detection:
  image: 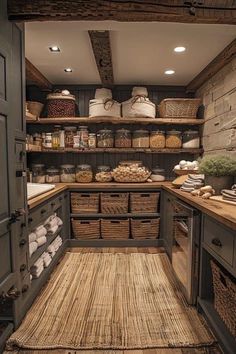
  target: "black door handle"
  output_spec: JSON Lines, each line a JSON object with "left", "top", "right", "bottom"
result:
{"left": 211, "top": 238, "right": 222, "bottom": 247}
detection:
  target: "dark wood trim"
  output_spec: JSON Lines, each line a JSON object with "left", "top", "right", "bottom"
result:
{"left": 8, "top": 0, "right": 236, "bottom": 24}
{"left": 26, "top": 58, "right": 52, "bottom": 90}
{"left": 187, "top": 38, "right": 236, "bottom": 92}
{"left": 88, "top": 30, "right": 113, "bottom": 86}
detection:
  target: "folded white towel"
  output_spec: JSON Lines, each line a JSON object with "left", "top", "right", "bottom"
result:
{"left": 56, "top": 216, "right": 63, "bottom": 226}
{"left": 35, "top": 226, "right": 47, "bottom": 239}
{"left": 36, "top": 236, "right": 47, "bottom": 247}
{"left": 29, "top": 242, "right": 38, "bottom": 257}
{"left": 31, "top": 267, "right": 44, "bottom": 278}
{"left": 45, "top": 217, "right": 58, "bottom": 230}
{"left": 47, "top": 244, "right": 55, "bottom": 253}
{"left": 47, "top": 225, "right": 58, "bottom": 236}
{"left": 31, "top": 258, "right": 44, "bottom": 269}
{"left": 29, "top": 232, "right": 37, "bottom": 243}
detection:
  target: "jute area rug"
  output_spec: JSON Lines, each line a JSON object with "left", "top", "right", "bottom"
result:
{"left": 7, "top": 252, "right": 215, "bottom": 351}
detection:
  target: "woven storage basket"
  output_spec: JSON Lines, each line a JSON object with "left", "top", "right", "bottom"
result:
{"left": 46, "top": 92, "right": 76, "bottom": 118}
{"left": 71, "top": 193, "right": 99, "bottom": 214}
{"left": 71, "top": 219, "right": 100, "bottom": 239}
{"left": 26, "top": 101, "right": 44, "bottom": 118}
{"left": 131, "top": 218, "right": 160, "bottom": 239}
{"left": 130, "top": 192, "right": 159, "bottom": 214}
{"left": 101, "top": 193, "right": 129, "bottom": 214}
{"left": 101, "top": 219, "right": 129, "bottom": 239}
{"left": 211, "top": 260, "right": 236, "bottom": 337}
{"left": 158, "top": 98, "right": 201, "bottom": 118}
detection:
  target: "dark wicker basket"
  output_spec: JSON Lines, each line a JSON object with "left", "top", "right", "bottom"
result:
{"left": 101, "top": 193, "right": 129, "bottom": 214}
{"left": 130, "top": 192, "right": 159, "bottom": 214}
{"left": 46, "top": 92, "right": 76, "bottom": 118}
{"left": 101, "top": 219, "right": 129, "bottom": 239}
{"left": 71, "top": 193, "right": 99, "bottom": 214}
{"left": 131, "top": 218, "right": 160, "bottom": 239}
{"left": 71, "top": 219, "right": 100, "bottom": 239}
{"left": 211, "top": 260, "right": 236, "bottom": 337}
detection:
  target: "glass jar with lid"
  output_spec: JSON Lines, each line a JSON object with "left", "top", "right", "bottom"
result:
{"left": 182, "top": 130, "right": 200, "bottom": 148}
{"left": 166, "top": 130, "right": 182, "bottom": 148}
{"left": 64, "top": 126, "right": 77, "bottom": 148}
{"left": 115, "top": 129, "right": 132, "bottom": 148}
{"left": 76, "top": 164, "right": 93, "bottom": 183}
{"left": 97, "top": 129, "right": 114, "bottom": 148}
{"left": 32, "top": 164, "right": 46, "bottom": 183}
{"left": 132, "top": 129, "right": 149, "bottom": 148}
{"left": 60, "top": 164, "right": 76, "bottom": 183}
{"left": 150, "top": 130, "right": 165, "bottom": 148}
{"left": 150, "top": 166, "right": 166, "bottom": 182}
{"left": 88, "top": 133, "right": 97, "bottom": 148}
{"left": 44, "top": 133, "right": 52, "bottom": 149}
{"left": 52, "top": 125, "right": 61, "bottom": 149}
{"left": 33, "top": 133, "right": 42, "bottom": 147}
{"left": 46, "top": 167, "right": 60, "bottom": 183}
{"left": 95, "top": 165, "right": 113, "bottom": 182}
{"left": 78, "top": 126, "right": 89, "bottom": 148}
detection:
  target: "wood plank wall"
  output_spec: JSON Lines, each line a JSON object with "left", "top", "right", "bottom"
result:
{"left": 26, "top": 84, "right": 199, "bottom": 180}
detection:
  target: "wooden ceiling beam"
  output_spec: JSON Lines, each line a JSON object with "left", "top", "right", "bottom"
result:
{"left": 25, "top": 58, "right": 52, "bottom": 90}
{"left": 8, "top": 1, "right": 236, "bottom": 24}
{"left": 88, "top": 30, "right": 114, "bottom": 86}
{"left": 186, "top": 38, "right": 236, "bottom": 92}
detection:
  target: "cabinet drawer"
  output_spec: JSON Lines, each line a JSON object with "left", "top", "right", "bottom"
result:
{"left": 49, "top": 194, "right": 63, "bottom": 213}
{"left": 203, "top": 216, "right": 234, "bottom": 266}
{"left": 28, "top": 204, "right": 50, "bottom": 230}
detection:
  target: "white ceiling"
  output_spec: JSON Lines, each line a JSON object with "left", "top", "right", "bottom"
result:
{"left": 25, "top": 21, "right": 236, "bottom": 86}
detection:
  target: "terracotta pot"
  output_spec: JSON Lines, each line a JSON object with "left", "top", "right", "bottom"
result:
{"left": 205, "top": 175, "right": 234, "bottom": 195}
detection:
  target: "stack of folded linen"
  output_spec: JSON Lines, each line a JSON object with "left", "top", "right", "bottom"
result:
{"left": 221, "top": 184, "right": 236, "bottom": 202}
{"left": 35, "top": 225, "right": 47, "bottom": 248}
{"left": 30, "top": 257, "right": 44, "bottom": 279}
{"left": 41, "top": 252, "right": 52, "bottom": 268}
{"left": 29, "top": 232, "right": 37, "bottom": 257}
{"left": 44, "top": 214, "right": 63, "bottom": 236}
{"left": 180, "top": 174, "right": 205, "bottom": 193}
{"left": 47, "top": 236, "right": 63, "bottom": 258}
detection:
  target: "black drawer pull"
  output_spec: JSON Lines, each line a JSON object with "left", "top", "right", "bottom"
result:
{"left": 19, "top": 239, "right": 27, "bottom": 247}
{"left": 22, "top": 285, "right": 29, "bottom": 294}
{"left": 20, "top": 264, "right": 27, "bottom": 272}
{"left": 28, "top": 217, "right": 33, "bottom": 223}
{"left": 41, "top": 209, "right": 47, "bottom": 214}
{"left": 211, "top": 238, "right": 222, "bottom": 247}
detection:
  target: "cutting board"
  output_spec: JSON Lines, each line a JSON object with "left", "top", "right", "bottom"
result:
{"left": 210, "top": 195, "right": 236, "bottom": 206}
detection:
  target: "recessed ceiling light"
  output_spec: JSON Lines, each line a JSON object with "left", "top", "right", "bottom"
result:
{"left": 174, "top": 46, "right": 186, "bottom": 53}
{"left": 64, "top": 68, "right": 73, "bottom": 73}
{"left": 49, "top": 46, "right": 60, "bottom": 52}
{"left": 165, "top": 69, "right": 175, "bottom": 75}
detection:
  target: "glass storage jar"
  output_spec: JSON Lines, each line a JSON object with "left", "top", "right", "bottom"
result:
{"left": 88, "top": 133, "right": 97, "bottom": 148}
{"left": 44, "top": 133, "right": 52, "bottom": 149}
{"left": 78, "top": 126, "right": 89, "bottom": 148}
{"left": 166, "top": 130, "right": 182, "bottom": 148}
{"left": 64, "top": 126, "right": 77, "bottom": 148}
{"left": 182, "top": 130, "right": 200, "bottom": 148}
{"left": 60, "top": 164, "right": 76, "bottom": 183}
{"left": 97, "top": 129, "right": 114, "bottom": 148}
{"left": 32, "top": 164, "right": 46, "bottom": 183}
{"left": 46, "top": 167, "right": 60, "bottom": 183}
{"left": 132, "top": 129, "right": 149, "bottom": 148}
{"left": 95, "top": 165, "right": 112, "bottom": 182}
{"left": 115, "top": 129, "right": 132, "bottom": 148}
{"left": 150, "top": 166, "right": 166, "bottom": 182}
{"left": 33, "top": 133, "right": 42, "bottom": 147}
{"left": 76, "top": 164, "right": 93, "bottom": 183}
{"left": 150, "top": 130, "right": 165, "bottom": 148}
{"left": 52, "top": 125, "right": 61, "bottom": 149}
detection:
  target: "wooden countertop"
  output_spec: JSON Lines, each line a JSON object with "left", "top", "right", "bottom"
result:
{"left": 27, "top": 182, "right": 236, "bottom": 231}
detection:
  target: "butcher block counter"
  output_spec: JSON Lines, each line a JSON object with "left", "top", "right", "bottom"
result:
{"left": 27, "top": 182, "right": 236, "bottom": 231}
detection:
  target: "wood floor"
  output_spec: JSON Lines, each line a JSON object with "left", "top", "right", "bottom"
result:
{"left": 5, "top": 247, "right": 221, "bottom": 354}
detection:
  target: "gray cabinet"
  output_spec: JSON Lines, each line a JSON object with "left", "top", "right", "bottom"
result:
{"left": 160, "top": 190, "right": 174, "bottom": 259}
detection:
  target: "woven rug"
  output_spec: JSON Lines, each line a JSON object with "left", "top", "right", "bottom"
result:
{"left": 7, "top": 253, "right": 215, "bottom": 351}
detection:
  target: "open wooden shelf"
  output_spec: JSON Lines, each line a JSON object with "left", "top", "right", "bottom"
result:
{"left": 26, "top": 147, "right": 203, "bottom": 154}
{"left": 26, "top": 116, "right": 204, "bottom": 125}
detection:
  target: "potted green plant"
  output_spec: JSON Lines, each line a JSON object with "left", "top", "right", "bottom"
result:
{"left": 199, "top": 155, "right": 236, "bottom": 195}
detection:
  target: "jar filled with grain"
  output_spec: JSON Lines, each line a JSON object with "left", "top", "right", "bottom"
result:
{"left": 64, "top": 126, "right": 77, "bottom": 148}
{"left": 166, "top": 130, "right": 182, "bottom": 148}
{"left": 150, "top": 130, "right": 165, "bottom": 148}
{"left": 95, "top": 165, "right": 113, "bottom": 182}
{"left": 97, "top": 129, "right": 114, "bottom": 148}
{"left": 76, "top": 164, "right": 93, "bottom": 183}
{"left": 132, "top": 129, "right": 149, "bottom": 148}
{"left": 32, "top": 164, "right": 46, "bottom": 183}
{"left": 46, "top": 167, "right": 60, "bottom": 183}
{"left": 60, "top": 164, "right": 76, "bottom": 183}
{"left": 115, "top": 129, "right": 132, "bottom": 148}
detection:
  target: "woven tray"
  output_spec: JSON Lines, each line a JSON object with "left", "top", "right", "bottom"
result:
{"left": 71, "top": 193, "right": 99, "bottom": 214}
{"left": 101, "top": 192, "right": 129, "bottom": 214}
{"left": 158, "top": 98, "right": 201, "bottom": 118}
{"left": 131, "top": 218, "right": 160, "bottom": 239}
{"left": 101, "top": 219, "right": 129, "bottom": 239}
{"left": 130, "top": 192, "right": 159, "bottom": 214}
{"left": 71, "top": 219, "right": 100, "bottom": 240}
{"left": 211, "top": 260, "right": 236, "bottom": 337}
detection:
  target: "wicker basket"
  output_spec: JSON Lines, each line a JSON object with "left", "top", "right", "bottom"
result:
{"left": 71, "top": 193, "right": 99, "bottom": 214}
{"left": 101, "top": 219, "right": 129, "bottom": 239}
{"left": 71, "top": 219, "right": 100, "bottom": 239}
{"left": 46, "top": 92, "right": 76, "bottom": 118}
{"left": 101, "top": 193, "right": 129, "bottom": 214}
{"left": 211, "top": 260, "right": 236, "bottom": 337}
{"left": 26, "top": 101, "right": 44, "bottom": 118}
{"left": 131, "top": 218, "right": 160, "bottom": 239}
{"left": 158, "top": 98, "right": 201, "bottom": 118}
{"left": 130, "top": 192, "right": 160, "bottom": 214}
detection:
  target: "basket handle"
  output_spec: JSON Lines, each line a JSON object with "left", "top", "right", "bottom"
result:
{"left": 110, "top": 220, "right": 121, "bottom": 224}
{"left": 109, "top": 194, "right": 122, "bottom": 198}
{"left": 140, "top": 220, "right": 151, "bottom": 224}
{"left": 80, "top": 221, "right": 91, "bottom": 224}
{"left": 80, "top": 194, "right": 91, "bottom": 198}
{"left": 140, "top": 193, "right": 150, "bottom": 197}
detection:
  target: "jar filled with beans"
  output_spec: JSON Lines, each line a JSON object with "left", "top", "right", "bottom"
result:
{"left": 97, "top": 129, "right": 114, "bottom": 148}
{"left": 132, "top": 129, "right": 149, "bottom": 148}
{"left": 115, "top": 129, "right": 132, "bottom": 148}
{"left": 166, "top": 130, "right": 182, "bottom": 148}
{"left": 150, "top": 130, "right": 165, "bottom": 148}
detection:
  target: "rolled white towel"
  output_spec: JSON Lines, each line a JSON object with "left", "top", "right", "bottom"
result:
{"left": 36, "top": 235, "right": 47, "bottom": 247}
{"left": 29, "top": 232, "right": 37, "bottom": 243}
{"left": 47, "top": 244, "right": 55, "bottom": 253}
{"left": 35, "top": 226, "right": 47, "bottom": 239}
{"left": 31, "top": 267, "right": 44, "bottom": 278}
{"left": 44, "top": 258, "right": 52, "bottom": 268}
{"left": 47, "top": 225, "right": 58, "bottom": 236}
{"left": 31, "top": 257, "right": 44, "bottom": 270}
{"left": 56, "top": 216, "right": 63, "bottom": 226}
{"left": 45, "top": 217, "right": 58, "bottom": 230}
{"left": 29, "top": 242, "right": 38, "bottom": 257}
